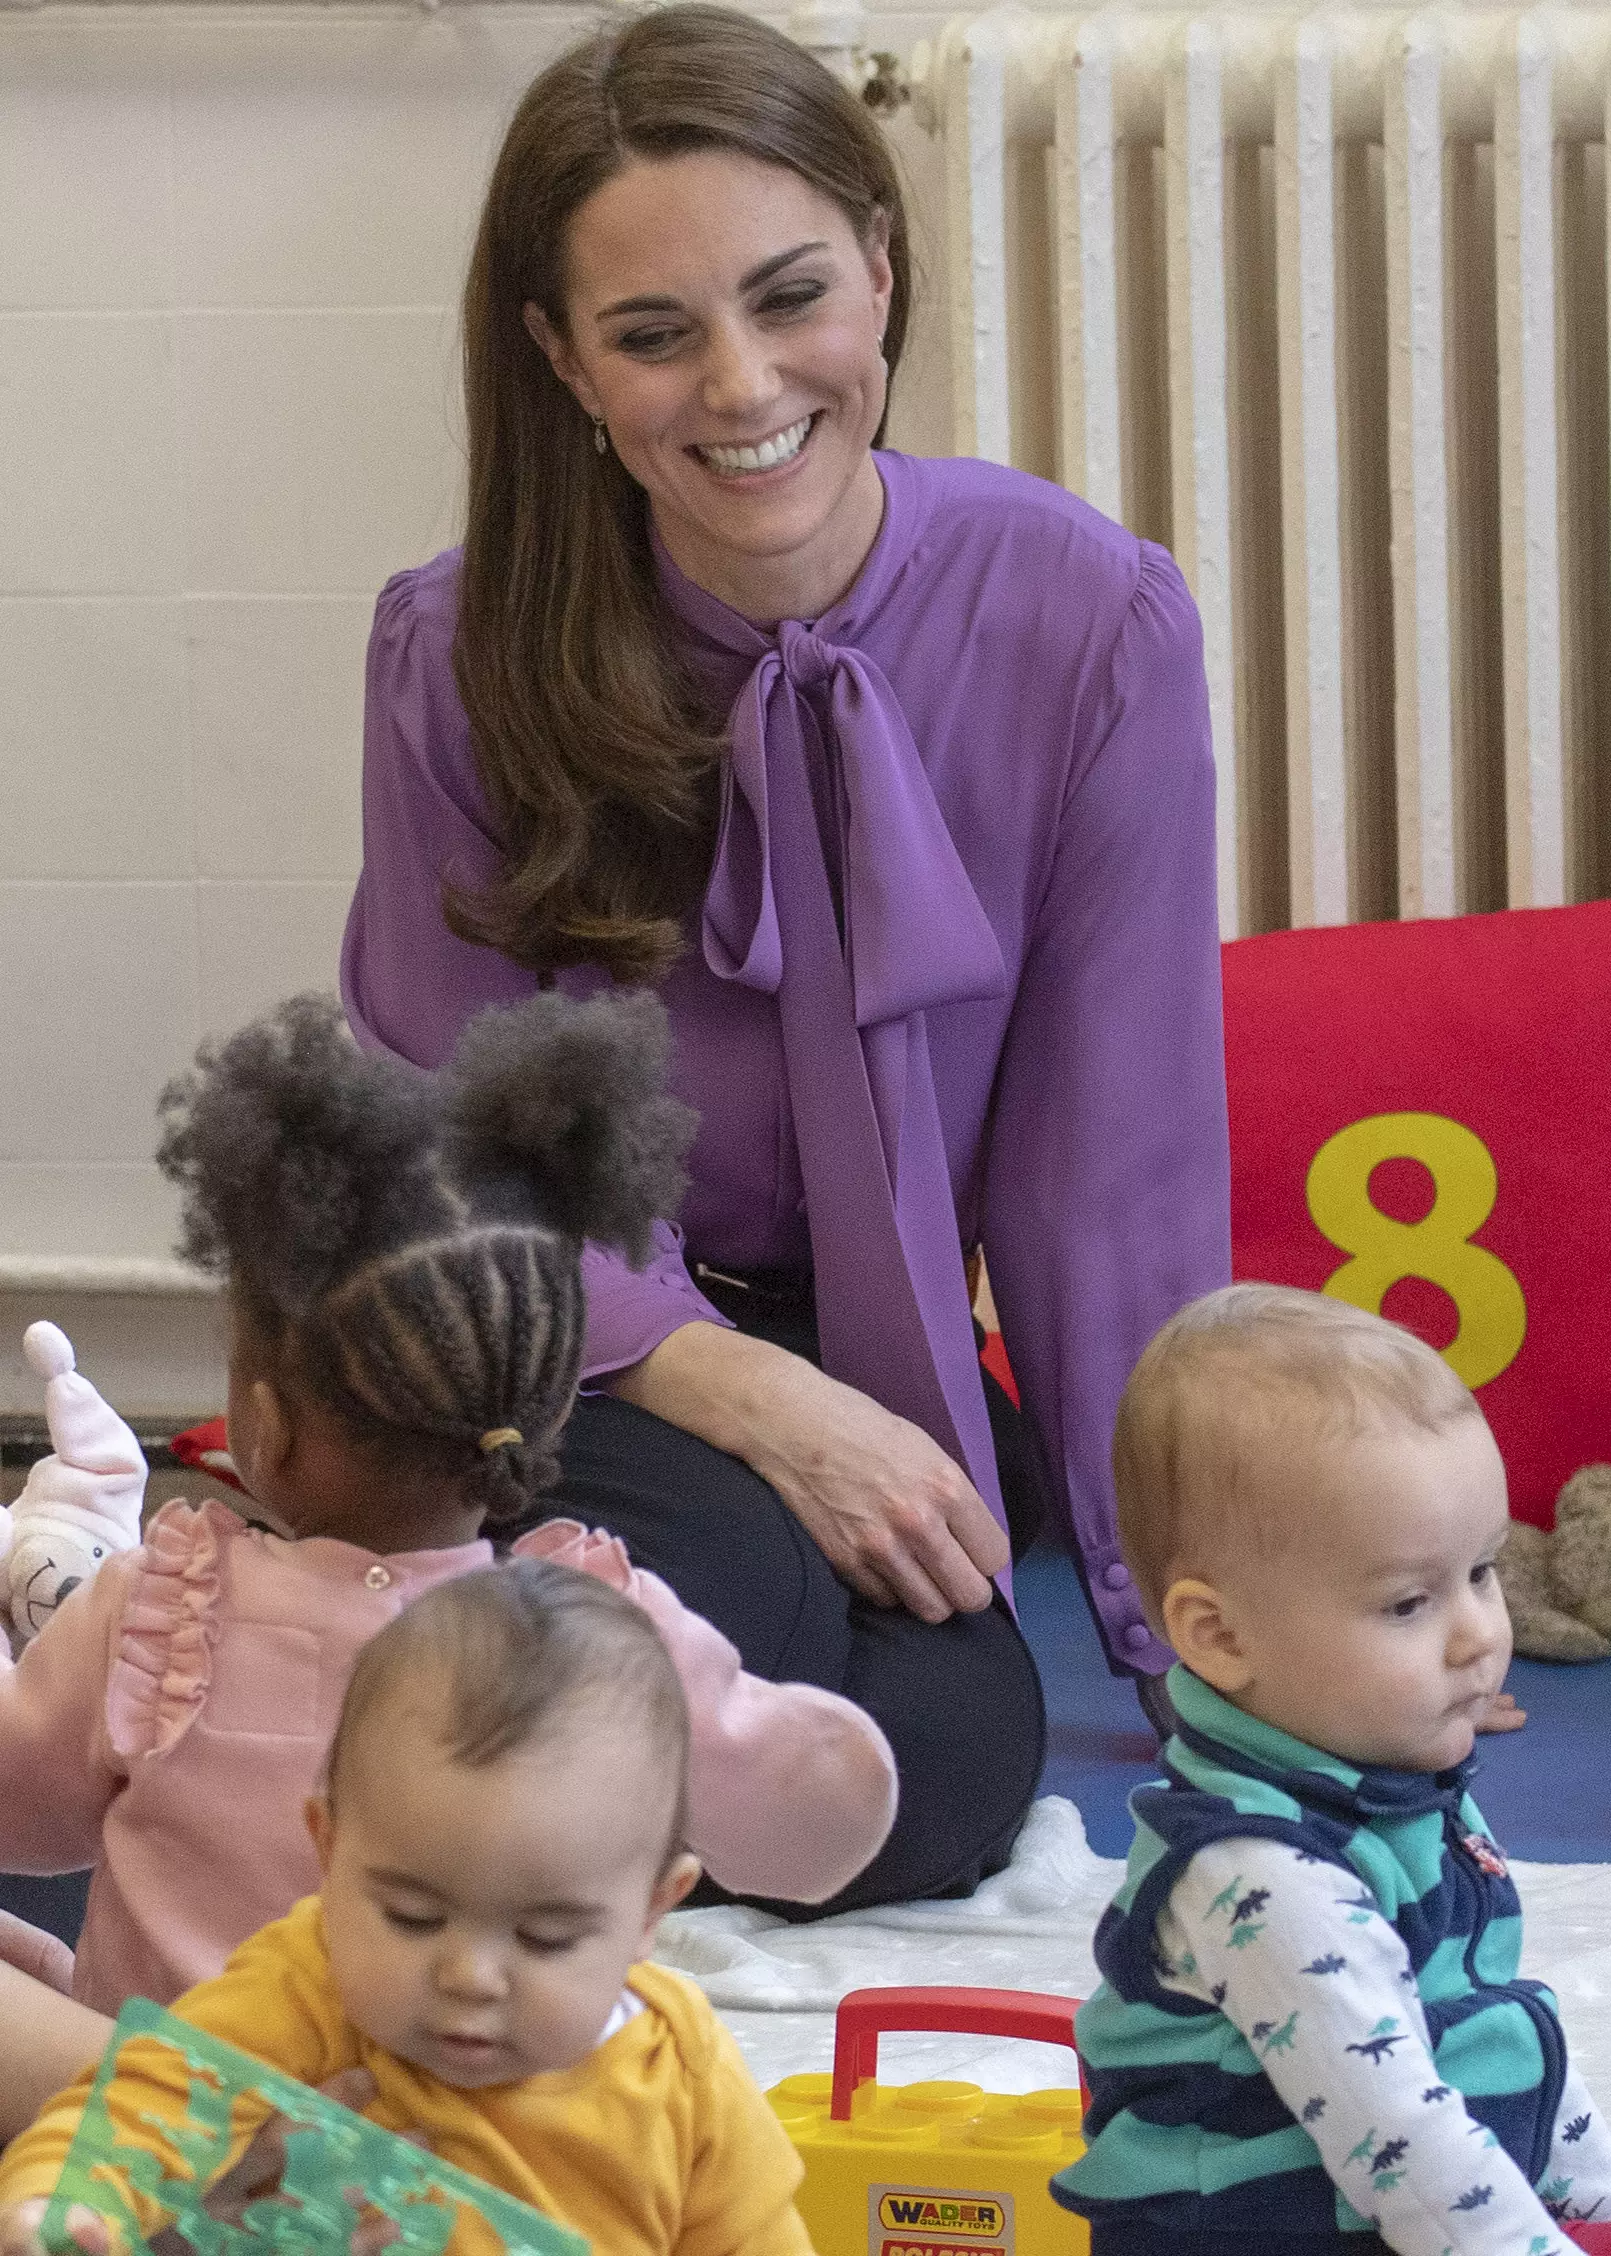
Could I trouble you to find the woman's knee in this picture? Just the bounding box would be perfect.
[548,1394,852,1683]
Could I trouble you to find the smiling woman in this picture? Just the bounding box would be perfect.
[341,5,1233,1916]
[525,154,891,625]
[442,9,912,988]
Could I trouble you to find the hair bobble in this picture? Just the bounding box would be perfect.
[478,1426,524,1453]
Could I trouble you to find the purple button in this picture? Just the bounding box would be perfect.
[1123,1622,1153,1653]
[1102,1563,1130,1591]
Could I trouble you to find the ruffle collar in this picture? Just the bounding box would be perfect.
[106,1499,235,1761]
[512,1517,635,1596]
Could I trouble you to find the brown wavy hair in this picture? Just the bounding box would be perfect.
[449,4,912,985]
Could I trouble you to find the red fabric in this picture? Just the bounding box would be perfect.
[980,1330,1020,1408]
[1565,2226,1611,2252]
[167,1417,247,1495]
[1223,901,1611,1528]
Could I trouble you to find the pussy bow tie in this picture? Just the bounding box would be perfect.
[701,616,1013,1560]
[703,619,1006,1026]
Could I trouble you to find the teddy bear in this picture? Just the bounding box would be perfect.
[1495,1464,1611,1662]
[0,1321,147,1644]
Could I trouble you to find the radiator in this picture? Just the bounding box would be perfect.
[908,10,1611,938]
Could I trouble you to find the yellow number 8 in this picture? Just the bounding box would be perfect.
[1305,1112,1526,1391]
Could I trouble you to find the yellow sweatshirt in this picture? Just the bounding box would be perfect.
[0,1897,811,2256]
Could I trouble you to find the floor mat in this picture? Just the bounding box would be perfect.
[656,1797,1611,2104]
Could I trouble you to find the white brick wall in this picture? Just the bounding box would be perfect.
[0,9,549,1279]
[0,5,951,1409]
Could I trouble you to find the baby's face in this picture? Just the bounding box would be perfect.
[1210,1412,1513,1772]
[309,1701,695,2087]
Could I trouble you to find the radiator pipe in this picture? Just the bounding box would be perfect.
[906,10,1611,146]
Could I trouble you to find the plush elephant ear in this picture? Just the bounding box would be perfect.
[1497,1517,1611,1662]
[1550,1465,1611,1645]
[1554,1463,1611,1528]
[156,994,441,1314]
[446,990,697,1267]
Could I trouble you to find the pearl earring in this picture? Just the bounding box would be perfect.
[593,417,609,456]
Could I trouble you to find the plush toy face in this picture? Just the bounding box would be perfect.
[6,1510,122,1639]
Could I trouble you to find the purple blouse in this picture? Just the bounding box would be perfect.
[341,450,1230,1670]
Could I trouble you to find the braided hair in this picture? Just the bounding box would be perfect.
[156,990,695,1524]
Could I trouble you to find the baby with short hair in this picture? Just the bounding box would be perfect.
[0,1557,813,2256]
[1054,1283,1611,2256]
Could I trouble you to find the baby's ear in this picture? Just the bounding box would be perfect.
[304,1796,335,1873]
[647,1853,702,1931]
[1162,1578,1253,1694]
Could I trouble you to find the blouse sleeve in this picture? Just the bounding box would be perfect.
[340,566,726,1380]
[980,543,1231,1671]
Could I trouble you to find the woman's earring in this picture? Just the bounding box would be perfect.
[593,417,609,456]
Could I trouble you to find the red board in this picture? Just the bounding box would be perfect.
[1223,901,1611,1528]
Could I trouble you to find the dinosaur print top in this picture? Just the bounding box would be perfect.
[1054,1669,1611,2253]
[1149,1838,1608,2253]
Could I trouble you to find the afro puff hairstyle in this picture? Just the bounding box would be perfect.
[157,989,695,1522]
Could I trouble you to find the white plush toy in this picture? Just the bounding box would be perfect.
[0,1323,147,1643]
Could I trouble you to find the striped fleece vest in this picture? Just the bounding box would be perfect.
[1053,1667,1566,2241]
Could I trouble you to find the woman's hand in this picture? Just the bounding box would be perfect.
[1476,1689,1526,1733]
[0,2201,107,2256]
[142,2068,404,2256]
[611,1324,1010,1622]
[1,2072,414,2256]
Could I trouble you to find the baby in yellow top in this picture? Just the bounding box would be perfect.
[0,1558,813,2256]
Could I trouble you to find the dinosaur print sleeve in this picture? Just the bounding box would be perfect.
[1156,1838,1572,2256]
[1539,2065,1611,2230]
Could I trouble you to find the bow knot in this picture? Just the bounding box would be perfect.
[702,628,1007,1032]
[777,618,836,692]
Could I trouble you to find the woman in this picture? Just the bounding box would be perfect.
[341,5,1231,1912]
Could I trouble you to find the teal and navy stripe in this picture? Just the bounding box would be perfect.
[1053,1668,1566,2243]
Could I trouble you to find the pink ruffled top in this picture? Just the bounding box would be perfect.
[0,1501,895,2017]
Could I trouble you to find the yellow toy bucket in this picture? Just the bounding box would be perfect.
[766,1985,1090,2256]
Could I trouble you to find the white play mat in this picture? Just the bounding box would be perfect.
[654,1798,1611,2100]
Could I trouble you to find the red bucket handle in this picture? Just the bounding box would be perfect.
[829,1986,1085,2121]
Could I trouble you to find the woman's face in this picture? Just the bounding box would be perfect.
[529,149,894,622]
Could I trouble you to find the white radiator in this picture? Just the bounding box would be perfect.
[909,9,1611,938]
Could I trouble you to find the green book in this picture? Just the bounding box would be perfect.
[41,1998,588,2256]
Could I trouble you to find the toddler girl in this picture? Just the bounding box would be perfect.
[0,1558,815,2256]
[0,990,895,2014]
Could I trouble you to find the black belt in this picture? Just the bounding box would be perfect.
[691,1262,816,1317]
[694,1250,986,1319]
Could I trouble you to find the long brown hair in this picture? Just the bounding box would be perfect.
[450,4,912,985]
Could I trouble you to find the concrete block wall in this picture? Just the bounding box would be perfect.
[0,4,951,1412]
